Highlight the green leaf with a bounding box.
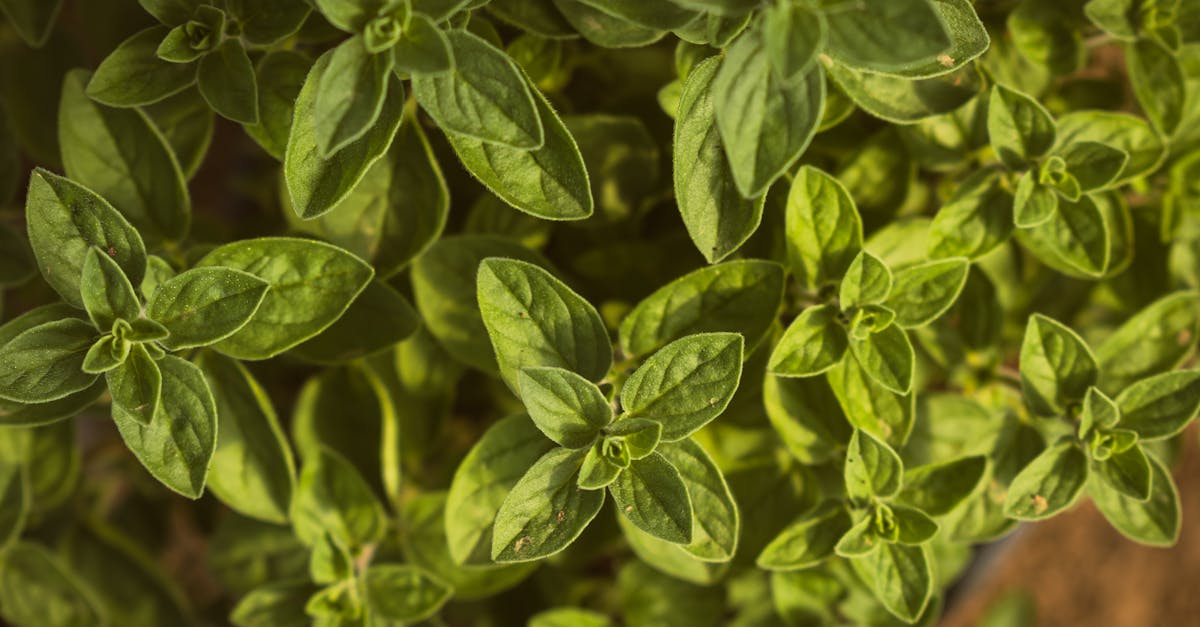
[606,418,662,460]
[761,0,824,81]
[0,0,63,47]
[1089,453,1180,546]
[885,0,990,78]
[477,257,612,392]
[578,443,624,490]
[1083,0,1138,39]
[80,247,142,331]
[233,0,311,45]
[59,70,191,242]
[445,414,555,565]
[284,50,404,220]
[291,447,386,551]
[674,56,766,263]
[86,26,197,107]
[519,367,612,448]
[0,319,96,404]
[1007,0,1085,75]
[825,59,982,124]
[820,0,951,74]
[492,447,605,562]
[785,166,863,291]
[106,343,161,425]
[619,260,784,357]
[896,456,987,516]
[884,258,969,328]
[827,356,915,445]
[848,324,915,395]
[1114,370,1200,441]
[414,30,543,148]
[245,50,311,161]
[849,542,933,623]
[392,12,455,75]
[987,84,1056,169]
[840,250,893,307]
[1059,141,1129,192]
[1053,111,1165,185]
[1019,314,1098,416]
[610,452,693,544]
[620,332,744,441]
[0,460,28,550]
[576,0,696,30]
[1096,444,1152,501]
[313,36,393,157]
[444,76,592,221]
[1079,386,1121,438]
[928,170,1013,260]
[892,504,939,544]
[768,304,848,377]
[231,581,314,627]
[363,564,452,624]
[845,428,904,502]
[289,279,419,364]
[314,0,386,32]
[197,39,259,124]
[1018,193,1113,278]
[713,25,824,197]
[1004,440,1088,520]
[530,608,615,627]
[111,355,216,498]
[764,374,852,464]
[147,267,270,351]
[757,503,851,571]
[1096,291,1200,392]
[197,352,296,524]
[658,438,739,561]
[1013,171,1058,228]
[196,238,374,360]
[144,88,214,179]
[0,543,103,627]
[25,170,148,308]
[1125,37,1185,135]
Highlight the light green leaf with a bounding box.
[363,564,452,624]
[840,250,893,307]
[1096,291,1200,392]
[392,13,455,75]
[987,83,1056,169]
[1019,314,1098,416]
[106,344,161,425]
[414,30,543,148]
[444,75,592,221]
[884,0,990,78]
[896,456,987,516]
[1059,141,1128,192]
[658,438,738,561]
[445,414,555,565]
[245,50,311,161]
[762,0,824,81]
[477,257,612,391]
[1053,111,1165,185]
[1004,441,1088,520]
[785,166,863,291]
[757,503,851,571]
[621,332,743,441]
[519,367,612,448]
[0,319,96,404]
[291,447,386,551]
[884,258,969,328]
[284,50,404,220]
[849,542,933,623]
[313,36,393,157]
[619,260,784,357]
[530,608,615,627]
[1013,171,1058,228]
[0,543,103,627]
[1096,444,1151,501]
[848,324,915,395]
[820,0,951,74]
[827,356,915,445]
[768,304,848,377]
[674,56,766,263]
[1114,370,1200,441]
[1089,453,1180,546]
[824,59,981,124]
[59,70,190,242]
[412,235,545,372]
[845,428,904,502]
[86,26,197,107]
[764,374,852,464]
[231,581,314,627]
[713,26,824,197]
[1126,37,1185,135]
[197,39,259,124]
[197,352,296,524]
[111,355,217,498]
[147,267,270,350]
[1007,0,1085,75]
[928,169,1013,259]
[492,447,605,562]
[196,238,374,360]
[610,452,693,544]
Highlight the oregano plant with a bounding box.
[0,0,1198,625]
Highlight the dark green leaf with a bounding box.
[610,452,693,544]
[87,26,197,107]
[197,39,259,124]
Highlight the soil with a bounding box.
[941,429,1200,627]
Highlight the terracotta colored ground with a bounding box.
[941,430,1200,627]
